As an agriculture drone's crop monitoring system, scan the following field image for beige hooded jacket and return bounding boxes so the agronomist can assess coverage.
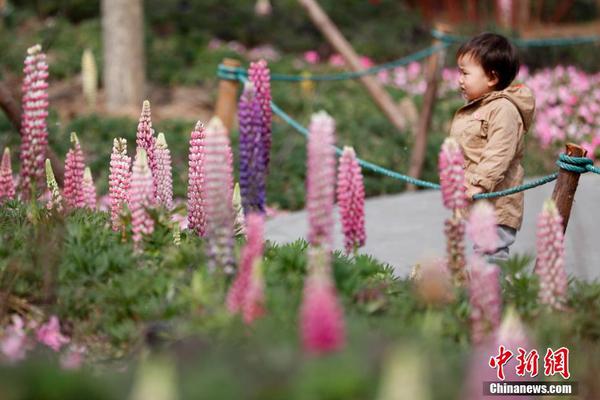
[449,84,536,230]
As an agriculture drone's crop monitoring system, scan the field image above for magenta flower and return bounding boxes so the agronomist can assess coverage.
[109,138,131,232]
[187,121,207,236]
[63,132,87,209]
[535,199,568,310]
[0,147,16,202]
[300,248,345,355]
[1,315,28,362]
[303,50,320,64]
[36,315,69,352]
[468,255,502,344]
[136,100,158,200]
[307,111,336,249]
[439,137,467,210]
[248,59,272,172]
[18,44,49,199]
[466,201,498,255]
[155,132,173,210]
[204,117,235,273]
[82,167,96,209]
[227,213,265,319]
[337,146,366,254]
[130,148,155,249]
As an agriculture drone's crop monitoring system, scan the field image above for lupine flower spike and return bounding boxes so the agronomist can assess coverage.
[204,117,236,273]
[82,167,96,209]
[0,147,16,202]
[63,132,86,209]
[468,255,502,344]
[45,159,63,211]
[155,132,173,210]
[129,149,155,249]
[109,138,131,232]
[227,213,265,324]
[19,44,49,199]
[238,82,267,214]
[187,121,207,236]
[466,201,498,255]
[337,146,366,255]
[300,247,346,354]
[535,199,568,310]
[439,137,467,283]
[248,60,272,172]
[136,100,158,200]
[307,111,336,249]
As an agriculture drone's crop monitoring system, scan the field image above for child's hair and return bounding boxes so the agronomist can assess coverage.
[456,32,520,91]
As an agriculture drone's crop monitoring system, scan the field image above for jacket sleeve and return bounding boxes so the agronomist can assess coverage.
[469,101,521,192]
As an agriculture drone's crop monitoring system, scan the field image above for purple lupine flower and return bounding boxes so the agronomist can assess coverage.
[466,201,499,255]
[0,147,16,202]
[45,159,63,211]
[63,132,86,209]
[109,138,131,232]
[129,148,154,249]
[307,111,336,249]
[248,59,272,172]
[204,117,235,273]
[468,255,502,344]
[135,100,158,200]
[187,121,207,236]
[18,44,49,199]
[535,199,568,310]
[238,82,267,214]
[300,247,345,355]
[155,132,173,210]
[439,137,467,210]
[82,167,96,209]
[336,146,366,254]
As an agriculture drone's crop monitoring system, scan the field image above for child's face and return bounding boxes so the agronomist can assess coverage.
[457,53,498,101]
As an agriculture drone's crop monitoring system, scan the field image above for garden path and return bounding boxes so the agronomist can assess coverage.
[266,174,600,280]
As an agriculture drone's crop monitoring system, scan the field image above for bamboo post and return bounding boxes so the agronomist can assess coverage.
[551,143,587,234]
[406,25,447,191]
[298,0,407,132]
[214,58,241,134]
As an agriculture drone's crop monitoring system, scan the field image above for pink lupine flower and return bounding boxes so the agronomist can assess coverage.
[63,132,86,209]
[60,345,86,370]
[439,137,467,210]
[109,138,131,232]
[303,50,320,64]
[336,146,366,254]
[468,255,502,344]
[155,132,173,210]
[18,44,49,199]
[136,100,158,200]
[1,315,28,362]
[359,56,374,69]
[187,121,207,236]
[45,159,63,211]
[0,147,16,201]
[243,260,266,324]
[445,216,467,283]
[466,201,498,254]
[300,248,345,354]
[204,117,235,273]
[227,213,264,316]
[307,111,336,249]
[248,59,272,172]
[129,148,155,249]
[36,315,69,352]
[82,167,96,209]
[328,54,345,67]
[535,199,568,310]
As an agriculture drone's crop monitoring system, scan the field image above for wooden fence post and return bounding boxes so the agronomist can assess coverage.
[214,58,241,134]
[551,143,587,233]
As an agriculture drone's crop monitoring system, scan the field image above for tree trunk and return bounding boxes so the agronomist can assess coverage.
[101,0,145,112]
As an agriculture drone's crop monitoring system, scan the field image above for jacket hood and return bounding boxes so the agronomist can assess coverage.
[482,84,536,132]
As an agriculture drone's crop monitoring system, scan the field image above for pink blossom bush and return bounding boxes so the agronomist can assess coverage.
[0,147,16,202]
[155,132,174,210]
[109,138,131,232]
[130,149,155,249]
[535,199,568,310]
[36,315,69,352]
[336,146,366,254]
[19,44,49,199]
[63,132,87,209]
[1,315,28,362]
[307,111,336,249]
[187,121,207,236]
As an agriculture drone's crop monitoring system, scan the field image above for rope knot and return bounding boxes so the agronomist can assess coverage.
[556,154,597,174]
